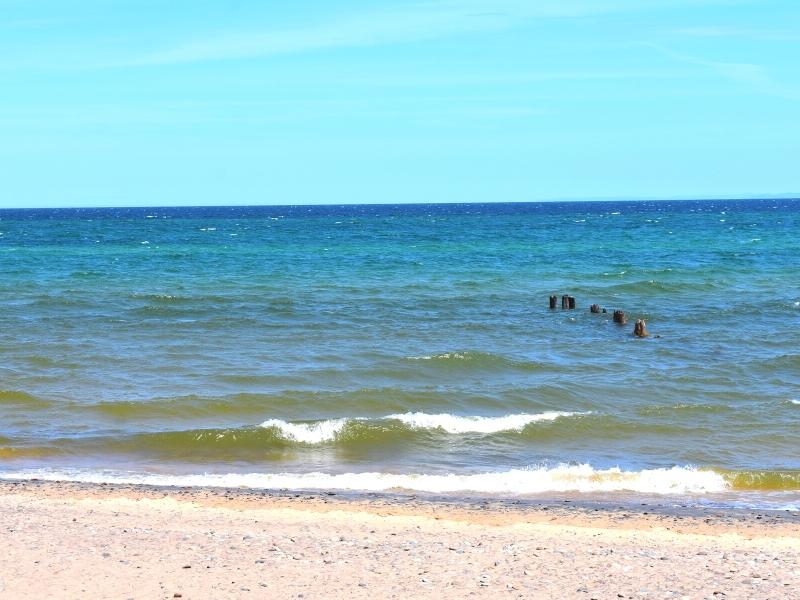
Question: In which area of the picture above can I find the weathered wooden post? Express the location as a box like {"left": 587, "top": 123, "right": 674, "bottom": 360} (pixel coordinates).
{"left": 633, "top": 319, "right": 649, "bottom": 338}
{"left": 590, "top": 304, "right": 601, "bottom": 314}
{"left": 613, "top": 310, "right": 627, "bottom": 325}
{"left": 549, "top": 295, "right": 557, "bottom": 309}
{"left": 568, "top": 296, "right": 576, "bottom": 310}
{"left": 561, "top": 295, "right": 569, "bottom": 309}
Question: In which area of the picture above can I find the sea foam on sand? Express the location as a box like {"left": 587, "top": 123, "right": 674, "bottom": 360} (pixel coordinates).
{"left": 0, "top": 464, "right": 728, "bottom": 495}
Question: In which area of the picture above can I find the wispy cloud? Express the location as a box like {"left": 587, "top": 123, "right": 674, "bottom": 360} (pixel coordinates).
{"left": 645, "top": 43, "right": 800, "bottom": 100}
{"left": 671, "top": 25, "right": 800, "bottom": 41}
{"left": 308, "top": 69, "right": 695, "bottom": 89}
{"left": 136, "top": 5, "right": 491, "bottom": 65}
{"left": 133, "top": 0, "right": 713, "bottom": 66}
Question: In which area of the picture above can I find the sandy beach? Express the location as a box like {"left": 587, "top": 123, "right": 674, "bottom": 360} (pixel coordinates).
{"left": 0, "top": 480, "right": 797, "bottom": 599}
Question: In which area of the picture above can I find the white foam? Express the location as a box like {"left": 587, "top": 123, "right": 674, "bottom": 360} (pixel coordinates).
{"left": 259, "top": 412, "right": 586, "bottom": 442}
{"left": 260, "top": 418, "right": 351, "bottom": 444}
{"left": 407, "top": 352, "right": 469, "bottom": 360}
{"left": 385, "top": 411, "right": 585, "bottom": 434}
{"left": 789, "top": 399, "right": 800, "bottom": 406}
{"left": 0, "top": 465, "right": 728, "bottom": 495}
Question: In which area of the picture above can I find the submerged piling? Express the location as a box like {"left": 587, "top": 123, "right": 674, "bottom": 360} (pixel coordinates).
{"left": 548, "top": 294, "right": 650, "bottom": 338}
{"left": 633, "top": 319, "right": 649, "bottom": 338}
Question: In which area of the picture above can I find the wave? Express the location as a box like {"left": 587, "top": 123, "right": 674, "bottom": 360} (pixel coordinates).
{"left": 129, "top": 292, "right": 220, "bottom": 304}
{"left": 27, "top": 294, "right": 96, "bottom": 309}
{"left": 23, "top": 355, "right": 82, "bottom": 369}
{"left": 719, "top": 469, "right": 800, "bottom": 491}
{"left": 0, "top": 446, "right": 59, "bottom": 459}
{"left": 637, "top": 403, "right": 733, "bottom": 417}
{"left": 788, "top": 399, "right": 800, "bottom": 406}
{"left": 89, "top": 393, "right": 295, "bottom": 419}
{"left": 127, "top": 305, "right": 209, "bottom": 318}
{"left": 129, "top": 293, "right": 194, "bottom": 304}
{"left": 0, "top": 465, "right": 730, "bottom": 495}
{"left": 260, "top": 418, "right": 351, "bottom": 444}
{"left": 259, "top": 411, "right": 587, "bottom": 443}
{"left": 55, "top": 422, "right": 425, "bottom": 459}
{"left": 747, "top": 354, "right": 800, "bottom": 372}
{"left": 87, "top": 390, "right": 513, "bottom": 420}
{"left": 104, "top": 427, "right": 298, "bottom": 455}
{"left": 403, "top": 351, "right": 547, "bottom": 372}
{"left": 602, "top": 279, "right": 721, "bottom": 295}
{"left": 31, "top": 412, "right": 590, "bottom": 457}
{"left": 0, "top": 390, "right": 51, "bottom": 408}
{"left": 384, "top": 411, "right": 585, "bottom": 434}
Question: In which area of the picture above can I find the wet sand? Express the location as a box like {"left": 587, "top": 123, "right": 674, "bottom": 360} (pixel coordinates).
{"left": 0, "top": 479, "right": 798, "bottom": 599}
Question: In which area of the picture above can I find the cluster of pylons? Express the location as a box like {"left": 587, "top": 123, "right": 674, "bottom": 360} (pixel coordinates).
{"left": 549, "top": 295, "right": 649, "bottom": 338}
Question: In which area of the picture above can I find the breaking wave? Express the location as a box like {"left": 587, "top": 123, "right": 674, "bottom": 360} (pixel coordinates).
{"left": 259, "top": 411, "right": 587, "bottom": 443}
{"left": 260, "top": 418, "right": 351, "bottom": 444}
{"left": 383, "top": 411, "right": 586, "bottom": 434}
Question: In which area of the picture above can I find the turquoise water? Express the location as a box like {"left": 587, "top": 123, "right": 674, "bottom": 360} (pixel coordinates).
{"left": 1, "top": 201, "right": 799, "bottom": 504}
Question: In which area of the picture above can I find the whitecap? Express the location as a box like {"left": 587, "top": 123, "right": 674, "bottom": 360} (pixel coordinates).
{"left": 407, "top": 352, "right": 468, "bottom": 360}
{"left": 385, "top": 411, "right": 587, "bottom": 434}
{"left": 260, "top": 418, "right": 352, "bottom": 444}
{"left": 259, "top": 412, "right": 587, "bottom": 442}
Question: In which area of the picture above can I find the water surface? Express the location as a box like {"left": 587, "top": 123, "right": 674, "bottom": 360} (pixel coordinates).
{"left": 1, "top": 201, "right": 798, "bottom": 507}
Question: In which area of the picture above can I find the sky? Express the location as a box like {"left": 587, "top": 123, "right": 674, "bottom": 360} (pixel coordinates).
{"left": 0, "top": 0, "right": 798, "bottom": 208}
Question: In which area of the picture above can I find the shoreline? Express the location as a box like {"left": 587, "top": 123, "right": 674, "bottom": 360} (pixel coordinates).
{"left": 3, "top": 478, "right": 800, "bottom": 531}
{"left": 2, "top": 479, "right": 799, "bottom": 598}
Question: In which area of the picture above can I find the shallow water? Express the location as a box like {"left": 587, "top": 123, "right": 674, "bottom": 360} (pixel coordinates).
{"left": 1, "top": 201, "right": 799, "bottom": 506}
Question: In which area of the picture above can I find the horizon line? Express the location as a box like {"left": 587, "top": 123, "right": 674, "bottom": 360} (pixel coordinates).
{"left": 1, "top": 195, "right": 799, "bottom": 211}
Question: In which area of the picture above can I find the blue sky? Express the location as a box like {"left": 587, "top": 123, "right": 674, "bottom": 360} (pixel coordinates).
{"left": 1, "top": 0, "right": 798, "bottom": 207}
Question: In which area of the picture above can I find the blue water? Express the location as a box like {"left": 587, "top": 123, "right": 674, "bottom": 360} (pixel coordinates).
{"left": 1, "top": 201, "right": 799, "bottom": 502}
